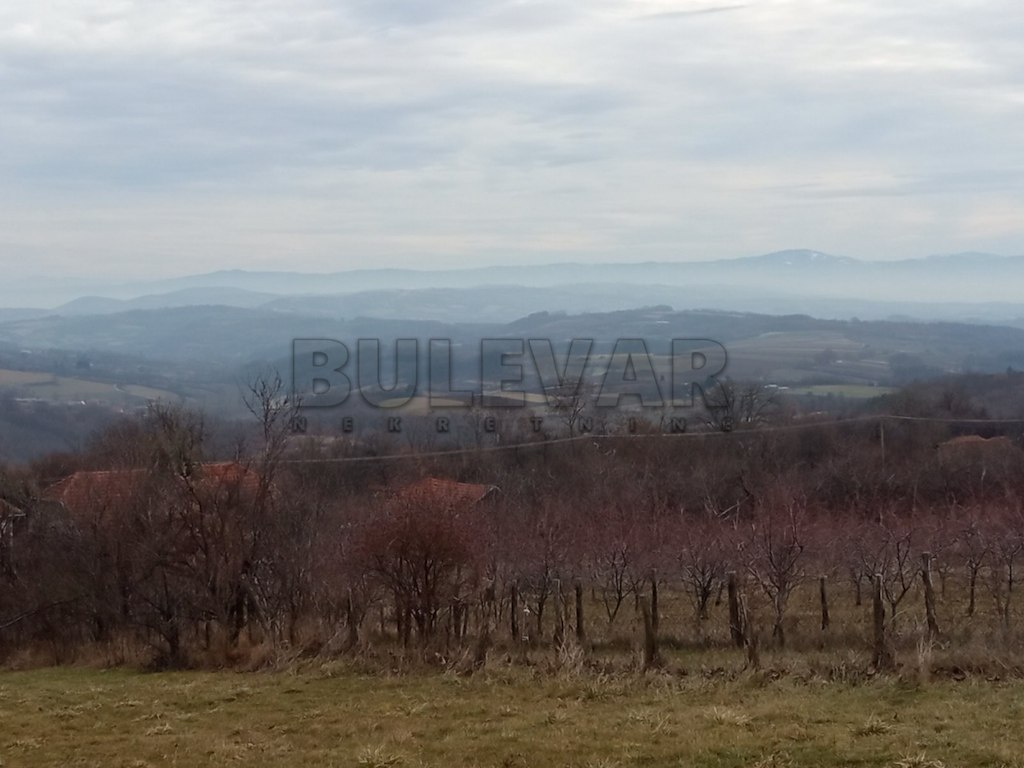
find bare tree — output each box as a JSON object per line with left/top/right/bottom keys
{"left": 703, "top": 378, "right": 779, "bottom": 432}
{"left": 743, "top": 497, "right": 809, "bottom": 647}
{"left": 677, "top": 512, "right": 729, "bottom": 624}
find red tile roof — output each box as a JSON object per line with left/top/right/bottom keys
{"left": 393, "top": 477, "right": 497, "bottom": 510}
{"left": 43, "top": 468, "right": 150, "bottom": 518}
{"left": 937, "top": 435, "right": 1016, "bottom": 452}
{"left": 43, "top": 462, "right": 262, "bottom": 519}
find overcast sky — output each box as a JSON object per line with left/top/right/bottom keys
{"left": 1, "top": 0, "right": 1023, "bottom": 278}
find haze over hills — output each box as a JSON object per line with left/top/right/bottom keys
{"left": 4, "top": 284, "right": 1022, "bottom": 328}
{"left": 114, "top": 250, "right": 1023, "bottom": 303}
{"left": 55, "top": 287, "right": 282, "bottom": 316}
{"left": 6, "top": 250, "right": 1024, "bottom": 313}
{"left": 2, "top": 303, "right": 1023, "bottom": 377}
{"left": 1, "top": 250, "right": 1021, "bottom": 396}
{"left": 1, "top": 251, "right": 1024, "bottom": 461}
{"left": 1, "top": 247, "right": 1022, "bottom": 461}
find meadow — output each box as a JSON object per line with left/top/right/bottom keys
{"left": 4, "top": 571, "right": 1024, "bottom": 768}
{"left": 1, "top": 664, "right": 1023, "bottom": 768}
{"left": 0, "top": 368, "right": 177, "bottom": 405}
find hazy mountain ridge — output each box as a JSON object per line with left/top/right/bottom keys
{"left": 56, "top": 287, "right": 284, "bottom": 316}
{"left": 111, "top": 250, "right": 1024, "bottom": 303}
{"left": 0, "top": 306, "right": 481, "bottom": 364}
{"left": 9, "top": 284, "right": 1024, "bottom": 327}
{"left": 7, "top": 250, "right": 1024, "bottom": 309}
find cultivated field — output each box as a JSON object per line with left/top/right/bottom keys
{"left": 0, "top": 667, "right": 1022, "bottom": 767}
{"left": 785, "top": 384, "right": 898, "bottom": 399}
{"left": 0, "top": 368, "right": 178, "bottom": 405}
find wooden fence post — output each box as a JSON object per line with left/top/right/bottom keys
{"left": 345, "top": 588, "right": 360, "bottom": 650}
{"left": 744, "top": 620, "right": 760, "bottom": 671}
{"left": 650, "top": 575, "right": 660, "bottom": 633}
{"left": 640, "top": 598, "right": 661, "bottom": 671}
{"left": 727, "top": 571, "right": 745, "bottom": 648}
{"left": 921, "top": 552, "right": 940, "bottom": 641}
{"left": 872, "top": 573, "right": 894, "bottom": 671}
{"left": 574, "top": 582, "right": 586, "bottom": 646}
{"left": 510, "top": 582, "right": 519, "bottom": 642}
{"left": 819, "top": 575, "right": 830, "bottom": 632}
{"left": 553, "top": 578, "right": 565, "bottom": 647}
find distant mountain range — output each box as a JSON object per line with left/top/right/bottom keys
{"left": 5, "top": 250, "right": 1024, "bottom": 312}
{"left": 56, "top": 287, "right": 282, "bottom": 316}
{"left": 0, "top": 250, "right": 1021, "bottom": 334}
{"left": 95, "top": 250, "right": 1024, "bottom": 305}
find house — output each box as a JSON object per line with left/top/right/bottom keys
{"left": 390, "top": 477, "right": 498, "bottom": 512}
{"left": 936, "top": 435, "right": 1021, "bottom": 470}
{"left": 42, "top": 462, "right": 264, "bottom": 523}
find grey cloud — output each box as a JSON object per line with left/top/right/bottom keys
{"left": 0, "top": 0, "right": 1023, "bottom": 277}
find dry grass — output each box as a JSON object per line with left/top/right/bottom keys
{"left": 0, "top": 666, "right": 1023, "bottom": 767}
{"left": 3, "top": 576, "right": 1024, "bottom": 766}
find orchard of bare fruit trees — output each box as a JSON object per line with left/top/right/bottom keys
{"left": 2, "top": 393, "right": 1024, "bottom": 675}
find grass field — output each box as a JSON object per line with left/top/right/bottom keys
{"left": 785, "top": 384, "right": 898, "bottom": 398}
{"left": 1, "top": 666, "right": 1023, "bottom": 767}
{"left": 0, "top": 368, "right": 178, "bottom": 405}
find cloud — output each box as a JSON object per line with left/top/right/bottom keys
{"left": 0, "top": 0, "right": 1022, "bottom": 280}
{"left": 636, "top": 5, "right": 748, "bottom": 21}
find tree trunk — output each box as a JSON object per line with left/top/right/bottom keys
{"left": 772, "top": 599, "right": 786, "bottom": 649}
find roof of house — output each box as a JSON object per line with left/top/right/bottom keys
{"left": 936, "top": 435, "right": 1020, "bottom": 467}
{"left": 393, "top": 477, "right": 497, "bottom": 510}
{"left": 42, "top": 462, "right": 262, "bottom": 518}
{"left": 937, "top": 435, "right": 1016, "bottom": 451}
{"left": 43, "top": 468, "right": 149, "bottom": 514}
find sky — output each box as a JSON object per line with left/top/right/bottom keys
{"left": 1, "top": 0, "right": 1023, "bottom": 279}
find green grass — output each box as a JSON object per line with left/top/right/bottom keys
{"left": 2, "top": 666, "right": 1024, "bottom": 767}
